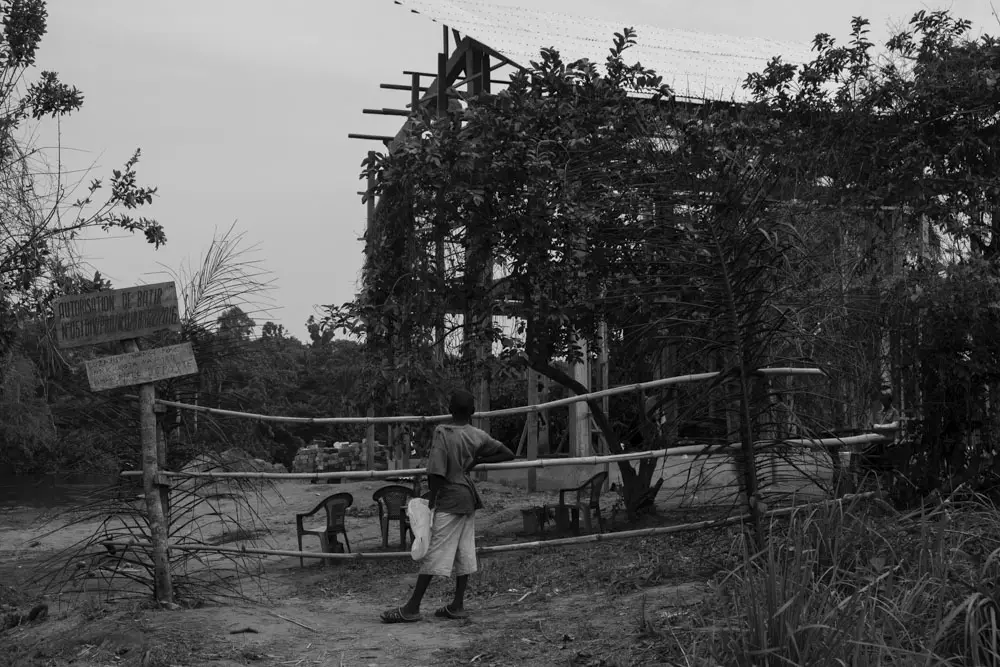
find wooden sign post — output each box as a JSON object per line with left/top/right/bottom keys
{"left": 84, "top": 342, "right": 197, "bottom": 392}
{"left": 52, "top": 282, "right": 192, "bottom": 605}
{"left": 124, "top": 338, "right": 175, "bottom": 604}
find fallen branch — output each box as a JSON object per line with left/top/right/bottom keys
{"left": 270, "top": 611, "right": 318, "bottom": 633}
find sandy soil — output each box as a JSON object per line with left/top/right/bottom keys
{"left": 0, "top": 478, "right": 717, "bottom": 666}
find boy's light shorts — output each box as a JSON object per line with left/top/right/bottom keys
{"left": 418, "top": 511, "right": 477, "bottom": 577}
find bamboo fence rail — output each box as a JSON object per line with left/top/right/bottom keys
{"left": 120, "top": 433, "right": 887, "bottom": 480}
{"left": 146, "top": 367, "right": 825, "bottom": 425}
{"left": 99, "top": 492, "right": 877, "bottom": 562}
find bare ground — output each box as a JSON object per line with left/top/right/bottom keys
{"left": 0, "top": 479, "right": 736, "bottom": 666}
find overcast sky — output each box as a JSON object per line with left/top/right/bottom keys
{"left": 36, "top": 0, "right": 999, "bottom": 338}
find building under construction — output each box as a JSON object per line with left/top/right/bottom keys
{"left": 348, "top": 0, "right": 814, "bottom": 461}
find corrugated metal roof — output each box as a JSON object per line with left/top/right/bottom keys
{"left": 394, "top": 0, "right": 815, "bottom": 103}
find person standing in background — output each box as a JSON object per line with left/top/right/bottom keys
{"left": 380, "top": 390, "right": 514, "bottom": 623}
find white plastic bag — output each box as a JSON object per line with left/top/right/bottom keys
{"left": 407, "top": 497, "right": 432, "bottom": 561}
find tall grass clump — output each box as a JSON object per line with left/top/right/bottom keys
{"left": 708, "top": 493, "right": 1000, "bottom": 666}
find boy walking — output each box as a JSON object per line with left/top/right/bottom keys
{"left": 381, "top": 390, "right": 514, "bottom": 623}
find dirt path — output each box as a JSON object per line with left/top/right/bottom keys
{"left": 2, "top": 594, "right": 470, "bottom": 666}
{"left": 1, "top": 479, "right": 721, "bottom": 666}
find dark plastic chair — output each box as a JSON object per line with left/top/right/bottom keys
{"left": 557, "top": 471, "right": 609, "bottom": 534}
{"left": 296, "top": 492, "right": 353, "bottom": 567}
{"left": 373, "top": 484, "right": 415, "bottom": 550}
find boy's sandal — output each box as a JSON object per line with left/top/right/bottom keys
{"left": 434, "top": 605, "right": 468, "bottom": 619}
{"left": 381, "top": 607, "right": 421, "bottom": 624}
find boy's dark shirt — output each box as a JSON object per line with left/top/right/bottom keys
{"left": 876, "top": 406, "right": 901, "bottom": 443}
{"left": 877, "top": 406, "right": 900, "bottom": 425}
{"left": 426, "top": 423, "right": 506, "bottom": 515}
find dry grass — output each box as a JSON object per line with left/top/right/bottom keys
{"left": 678, "top": 493, "right": 1000, "bottom": 666}
{"left": 428, "top": 493, "right": 1000, "bottom": 666}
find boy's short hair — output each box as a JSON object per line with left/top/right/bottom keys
{"left": 449, "top": 390, "right": 476, "bottom": 419}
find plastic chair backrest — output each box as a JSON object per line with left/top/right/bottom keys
{"left": 373, "top": 485, "right": 414, "bottom": 519}
{"left": 322, "top": 493, "right": 354, "bottom": 531}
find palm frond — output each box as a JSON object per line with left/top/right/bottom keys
{"left": 158, "top": 221, "right": 276, "bottom": 334}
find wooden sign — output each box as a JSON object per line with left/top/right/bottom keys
{"left": 52, "top": 281, "right": 181, "bottom": 349}
{"left": 85, "top": 342, "right": 198, "bottom": 391}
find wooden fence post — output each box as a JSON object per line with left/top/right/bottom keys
{"left": 155, "top": 407, "right": 170, "bottom": 523}
{"left": 125, "top": 339, "right": 173, "bottom": 604}
{"left": 527, "top": 368, "right": 539, "bottom": 492}
{"left": 366, "top": 404, "right": 376, "bottom": 470}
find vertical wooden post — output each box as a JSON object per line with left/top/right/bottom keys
{"left": 598, "top": 321, "right": 610, "bottom": 488}
{"left": 527, "top": 368, "right": 539, "bottom": 492}
{"left": 387, "top": 424, "right": 395, "bottom": 470}
{"left": 433, "top": 44, "right": 448, "bottom": 372}
{"left": 436, "top": 53, "right": 448, "bottom": 116}
{"left": 567, "top": 335, "right": 591, "bottom": 458}
{"left": 366, "top": 407, "right": 376, "bottom": 471}
{"left": 192, "top": 390, "right": 199, "bottom": 433}
{"left": 473, "top": 368, "right": 491, "bottom": 482}
{"left": 367, "top": 150, "right": 376, "bottom": 227}
{"left": 466, "top": 47, "right": 475, "bottom": 95}
{"left": 660, "top": 344, "right": 679, "bottom": 442}
{"left": 365, "top": 150, "right": 377, "bottom": 472}
{"left": 597, "top": 321, "right": 610, "bottom": 449}
{"left": 466, "top": 44, "right": 483, "bottom": 96}
{"left": 460, "top": 59, "right": 493, "bottom": 477}
{"left": 434, "top": 214, "right": 447, "bottom": 371}
{"left": 724, "top": 355, "right": 746, "bottom": 503}
{"left": 568, "top": 232, "right": 591, "bottom": 458}
{"left": 411, "top": 72, "right": 420, "bottom": 110}
{"left": 538, "top": 374, "right": 551, "bottom": 456}
{"left": 155, "top": 409, "right": 170, "bottom": 524}
{"left": 402, "top": 423, "right": 411, "bottom": 469}
{"left": 125, "top": 339, "right": 172, "bottom": 604}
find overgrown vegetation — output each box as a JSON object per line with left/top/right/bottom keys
{"left": 0, "top": 0, "right": 163, "bottom": 474}
{"left": 324, "top": 9, "right": 1000, "bottom": 527}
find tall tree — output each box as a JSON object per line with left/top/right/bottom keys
{"left": 0, "top": 0, "right": 163, "bottom": 473}
{"left": 0, "top": 1, "right": 164, "bottom": 357}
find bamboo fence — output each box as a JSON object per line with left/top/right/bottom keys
{"left": 120, "top": 433, "right": 887, "bottom": 481}
{"left": 147, "top": 367, "right": 826, "bottom": 425}
{"left": 100, "top": 492, "right": 877, "bottom": 562}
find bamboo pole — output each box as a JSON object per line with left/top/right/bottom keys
{"left": 101, "top": 492, "right": 877, "bottom": 562}
{"left": 121, "top": 433, "right": 888, "bottom": 480}
{"left": 145, "top": 368, "right": 826, "bottom": 426}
